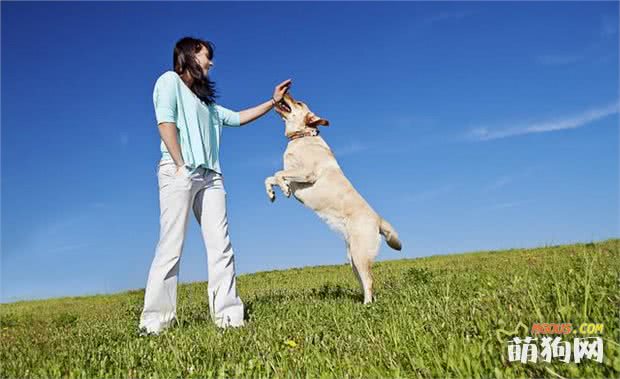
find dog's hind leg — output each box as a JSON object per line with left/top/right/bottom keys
{"left": 346, "top": 240, "right": 363, "bottom": 298}
{"left": 346, "top": 239, "right": 352, "bottom": 264}
{"left": 349, "top": 230, "right": 381, "bottom": 304}
{"left": 351, "top": 256, "right": 373, "bottom": 304}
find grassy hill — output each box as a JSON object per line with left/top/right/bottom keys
{"left": 1, "top": 239, "right": 619, "bottom": 378}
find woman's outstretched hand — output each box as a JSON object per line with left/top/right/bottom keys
{"left": 273, "top": 79, "right": 292, "bottom": 102}
{"left": 238, "top": 79, "right": 293, "bottom": 126}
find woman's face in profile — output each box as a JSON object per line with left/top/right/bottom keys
{"left": 195, "top": 44, "right": 214, "bottom": 77}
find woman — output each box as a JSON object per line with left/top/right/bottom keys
{"left": 139, "top": 37, "right": 290, "bottom": 334}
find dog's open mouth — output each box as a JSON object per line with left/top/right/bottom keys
{"left": 275, "top": 98, "right": 291, "bottom": 113}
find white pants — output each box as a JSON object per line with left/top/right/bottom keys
{"left": 139, "top": 159, "right": 245, "bottom": 333}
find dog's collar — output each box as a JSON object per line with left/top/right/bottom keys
{"left": 287, "top": 128, "right": 320, "bottom": 141}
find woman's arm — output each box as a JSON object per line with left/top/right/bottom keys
{"left": 239, "top": 99, "right": 276, "bottom": 126}
{"left": 239, "top": 79, "right": 291, "bottom": 125}
{"left": 153, "top": 72, "right": 185, "bottom": 174}
{"left": 158, "top": 122, "right": 185, "bottom": 173}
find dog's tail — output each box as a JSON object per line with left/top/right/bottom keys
{"left": 379, "top": 218, "right": 402, "bottom": 251}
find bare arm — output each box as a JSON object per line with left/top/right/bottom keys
{"left": 239, "top": 99, "right": 275, "bottom": 126}
{"left": 157, "top": 122, "right": 185, "bottom": 171}
{"left": 238, "top": 79, "right": 292, "bottom": 126}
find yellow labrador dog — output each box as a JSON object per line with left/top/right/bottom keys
{"left": 266, "top": 92, "right": 402, "bottom": 304}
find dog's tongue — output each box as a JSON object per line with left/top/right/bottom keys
{"left": 277, "top": 100, "right": 291, "bottom": 112}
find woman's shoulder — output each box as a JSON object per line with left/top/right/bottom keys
{"left": 155, "top": 70, "right": 179, "bottom": 85}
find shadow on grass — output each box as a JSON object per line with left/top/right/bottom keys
{"left": 245, "top": 283, "right": 364, "bottom": 308}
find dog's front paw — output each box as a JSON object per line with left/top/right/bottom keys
{"left": 275, "top": 175, "right": 290, "bottom": 197}
{"left": 266, "top": 188, "right": 275, "bottom": 202}
{"left": 283, "top": 185, "right": 291, "bottom": 197}
{"left": 277, "top": 182, "right": 291, "bottom": 197}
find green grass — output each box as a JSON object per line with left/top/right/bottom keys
{"left": 1, "top": 239, "right": 619, "bottom": 378}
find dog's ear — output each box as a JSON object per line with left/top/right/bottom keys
{"left": 305, "top": 112, "right": 330, "bottom": 127}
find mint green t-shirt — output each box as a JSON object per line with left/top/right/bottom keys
{"left": 152, "top": 70, "right": 241, "bottom": 175}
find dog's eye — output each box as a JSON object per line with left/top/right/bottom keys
{"left": 297, "top": 102, "right": 302, "bottom": 106}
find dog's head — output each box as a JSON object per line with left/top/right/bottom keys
{"left": 274, "top": 92, "right": 329, "bottom": 137}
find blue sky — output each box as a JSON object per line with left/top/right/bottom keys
{"left": 2, "top": 2, "right": 618, "bottom": 303}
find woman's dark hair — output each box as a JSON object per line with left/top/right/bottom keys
{"left": 173, "top": 37, "right": 217, "bottom": 105}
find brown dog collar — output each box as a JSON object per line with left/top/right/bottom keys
{"left": 287, "top": 128, "right": 320, "bottom": 141}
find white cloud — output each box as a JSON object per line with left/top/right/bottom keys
{"left": 403, "top": 184, "right": 453, "bottom": 203}
{"left": 3, "top": 210, "right": 95, "bottom": 261}
{"left": 485, "top": 175, "right": 515, "bottom": 192}
{"left": 483, "top": 167, "right": 538, "bottom": 193}
{"left": 469, "top": 101, "right": 619, "bottom": 141}
{"left": 536, "top": 16, "right": 617, "bottom": 66}
{"left": 484, "top": 200, "right": 529, "bottom": 211}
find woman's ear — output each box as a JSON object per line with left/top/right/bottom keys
{"left": 305, "top": 112, "right": 330, "bottom": 127}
